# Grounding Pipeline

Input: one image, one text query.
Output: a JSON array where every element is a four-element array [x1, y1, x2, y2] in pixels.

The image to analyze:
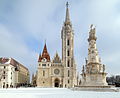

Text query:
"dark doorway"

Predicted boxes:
[[54, 78, 60, 87]]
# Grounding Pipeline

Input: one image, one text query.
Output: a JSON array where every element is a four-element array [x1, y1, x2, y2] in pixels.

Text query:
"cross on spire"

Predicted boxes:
[[66, 2, 69, 8]]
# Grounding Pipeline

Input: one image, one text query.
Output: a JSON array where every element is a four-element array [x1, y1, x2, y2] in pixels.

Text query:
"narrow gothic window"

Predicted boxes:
[[43, 71, 45, 76], [68, 70, 70, 77], [67, 39, 70, 46], [67, 60, 70, 67], [67, 50, 70, 56], [68, 80, 70, 84]]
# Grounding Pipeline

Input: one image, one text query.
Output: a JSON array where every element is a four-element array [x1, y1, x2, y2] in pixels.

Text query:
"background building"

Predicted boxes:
[[0, 57, 30, 88], [36, 2, 77, 88]]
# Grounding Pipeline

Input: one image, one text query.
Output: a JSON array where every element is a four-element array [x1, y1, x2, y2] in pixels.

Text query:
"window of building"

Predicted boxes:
[[11, 72, 12, 75], [67, 39, 70, 46], [68, 80, 70, 84], [4, 71, 5, 74], [42, 64, 46, 66], [3, 82, 5, 88], [4, 66, 6, 69], [67, 50, 70, 56], [43, 71, 45, 76], [4, 76, 5, 79], [67, 60, 70, 67], [68, 70, 70, 77]]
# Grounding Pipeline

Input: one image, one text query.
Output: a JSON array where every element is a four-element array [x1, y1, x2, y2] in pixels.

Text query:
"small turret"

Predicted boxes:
[[53, 52, 61, 63]]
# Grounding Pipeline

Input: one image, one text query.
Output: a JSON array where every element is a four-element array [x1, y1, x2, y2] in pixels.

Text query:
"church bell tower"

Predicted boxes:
[[61, 2, 77, 88]]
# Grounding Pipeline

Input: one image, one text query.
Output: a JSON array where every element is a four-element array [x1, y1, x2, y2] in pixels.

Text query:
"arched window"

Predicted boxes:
[[67, 60, 70, 67], [67, 50, 70, 56], [68, 80, 70, 84], [67, 39, 70, 46], [43, 70, 45, 76], [68, 70, 70, 77]]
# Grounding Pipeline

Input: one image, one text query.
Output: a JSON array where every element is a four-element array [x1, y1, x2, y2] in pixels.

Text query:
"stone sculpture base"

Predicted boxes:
[[72, 86, 119, 92], [81, 73, 108, 86]]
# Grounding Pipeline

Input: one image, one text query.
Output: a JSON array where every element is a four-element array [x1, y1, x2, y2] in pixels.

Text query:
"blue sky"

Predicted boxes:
[[0, 0, 120, 79]]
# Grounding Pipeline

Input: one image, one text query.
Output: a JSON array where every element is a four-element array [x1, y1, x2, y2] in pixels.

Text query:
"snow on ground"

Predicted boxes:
[[0, 88, 120, 98]]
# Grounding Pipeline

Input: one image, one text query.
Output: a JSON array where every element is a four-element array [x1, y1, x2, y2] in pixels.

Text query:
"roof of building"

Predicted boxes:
[[0, 57, 28, 71], [38, 43, 50, 62]]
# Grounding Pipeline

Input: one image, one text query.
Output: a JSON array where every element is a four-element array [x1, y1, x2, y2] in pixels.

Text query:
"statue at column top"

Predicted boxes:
[[88, 24, 97, 41]]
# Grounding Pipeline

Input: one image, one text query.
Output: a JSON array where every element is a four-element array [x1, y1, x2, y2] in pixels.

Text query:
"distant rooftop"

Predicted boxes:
[[0, 57, 28, 71]]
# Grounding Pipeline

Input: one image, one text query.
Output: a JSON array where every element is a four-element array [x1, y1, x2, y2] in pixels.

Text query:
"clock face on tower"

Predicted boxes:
[[54, 69, 60, 75]]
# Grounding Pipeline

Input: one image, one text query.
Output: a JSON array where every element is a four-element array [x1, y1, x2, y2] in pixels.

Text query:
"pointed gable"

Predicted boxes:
[[38, 43, 50, 62]]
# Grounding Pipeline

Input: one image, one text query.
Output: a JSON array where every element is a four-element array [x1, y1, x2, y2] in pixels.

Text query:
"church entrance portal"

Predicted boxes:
[[54, 78, 60, 87]]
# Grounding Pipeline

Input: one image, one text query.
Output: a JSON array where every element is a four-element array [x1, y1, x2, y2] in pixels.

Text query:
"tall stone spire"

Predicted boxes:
[[65, 2, 70, 23], [38, 42, 50, 62], [61, 2, 77, 88]]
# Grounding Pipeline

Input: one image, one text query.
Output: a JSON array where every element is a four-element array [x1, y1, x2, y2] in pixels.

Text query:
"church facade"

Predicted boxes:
[[36, 2, 77, 88]]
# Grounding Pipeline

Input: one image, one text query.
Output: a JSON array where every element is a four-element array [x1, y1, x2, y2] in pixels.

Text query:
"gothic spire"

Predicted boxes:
[[65, 2, 70, 23], [38, 53, 42, 62], [38, 42, 50, 62]]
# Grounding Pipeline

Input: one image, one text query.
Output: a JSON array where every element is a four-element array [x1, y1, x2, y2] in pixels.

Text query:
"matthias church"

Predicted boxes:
[[36, 2, 77, 88]]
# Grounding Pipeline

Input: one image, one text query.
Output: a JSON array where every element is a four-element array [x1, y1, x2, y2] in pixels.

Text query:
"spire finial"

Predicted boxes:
[[90, 24, 93, 29], [45, 39, 46, 44], [66, 2, 69, 8], [65, 2, 70, 22]]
